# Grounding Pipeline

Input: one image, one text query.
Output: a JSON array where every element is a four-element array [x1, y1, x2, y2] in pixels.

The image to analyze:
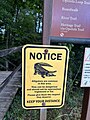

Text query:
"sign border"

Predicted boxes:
[[81, 48, 90, 87], [22, 44, 69, 109]]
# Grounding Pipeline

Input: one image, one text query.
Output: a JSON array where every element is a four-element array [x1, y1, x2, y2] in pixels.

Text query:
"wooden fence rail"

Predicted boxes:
[[0, 46, 22, 120], [0, 46, 22, 57]]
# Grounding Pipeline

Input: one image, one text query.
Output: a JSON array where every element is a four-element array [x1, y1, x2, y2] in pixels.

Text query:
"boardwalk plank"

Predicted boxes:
[[0, 71, 21, 120], [0, 112, 4, 120]]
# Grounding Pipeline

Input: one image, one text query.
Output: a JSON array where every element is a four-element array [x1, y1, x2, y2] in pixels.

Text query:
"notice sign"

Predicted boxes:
[[81, 48, 90, 87], [50, 0, 90, 38], [22, 45, 69, 109]]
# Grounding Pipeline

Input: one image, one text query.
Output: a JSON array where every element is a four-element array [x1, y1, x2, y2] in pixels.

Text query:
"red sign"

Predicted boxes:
[[50, 0, 90, 38]]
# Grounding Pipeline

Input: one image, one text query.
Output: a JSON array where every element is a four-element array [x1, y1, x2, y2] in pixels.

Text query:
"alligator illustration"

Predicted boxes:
[[34, 62, 57, 78]]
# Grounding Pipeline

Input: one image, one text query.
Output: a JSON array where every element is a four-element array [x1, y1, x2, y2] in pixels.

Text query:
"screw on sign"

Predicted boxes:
[[44, 49, 48, 54]]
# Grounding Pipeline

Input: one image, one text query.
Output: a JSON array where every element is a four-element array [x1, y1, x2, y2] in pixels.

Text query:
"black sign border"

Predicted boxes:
[[22, 45, 69, 109]]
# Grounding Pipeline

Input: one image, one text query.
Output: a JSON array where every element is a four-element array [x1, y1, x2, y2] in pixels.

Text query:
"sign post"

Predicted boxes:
[[40, 108, 47, 120], [41, 0, 53, 119], [80, 88, 90, 120]]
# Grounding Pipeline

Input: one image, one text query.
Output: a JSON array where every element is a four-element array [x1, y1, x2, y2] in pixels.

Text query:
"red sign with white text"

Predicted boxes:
[[50, 0, 90, 38]]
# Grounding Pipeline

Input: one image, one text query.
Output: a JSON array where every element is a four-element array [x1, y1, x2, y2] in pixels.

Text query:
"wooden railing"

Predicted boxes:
[[0, 46, 22, 120], [0, 46, 22, 91]]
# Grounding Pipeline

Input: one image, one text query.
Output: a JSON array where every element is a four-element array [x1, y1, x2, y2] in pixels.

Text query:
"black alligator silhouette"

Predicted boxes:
[[34, 62, 57, 78]]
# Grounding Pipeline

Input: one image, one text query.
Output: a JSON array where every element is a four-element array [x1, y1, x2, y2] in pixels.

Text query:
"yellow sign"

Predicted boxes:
[[22, 44, 69, 109]]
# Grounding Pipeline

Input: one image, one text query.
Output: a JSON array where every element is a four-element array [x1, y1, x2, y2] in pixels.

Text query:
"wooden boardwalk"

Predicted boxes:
[[0, 71, 21, 120]]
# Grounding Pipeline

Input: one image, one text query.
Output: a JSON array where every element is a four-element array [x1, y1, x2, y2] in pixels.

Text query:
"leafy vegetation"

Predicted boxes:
[[0, 0, 43, 48], [4, 87, 83, 120], [0, 0, 42, 70]]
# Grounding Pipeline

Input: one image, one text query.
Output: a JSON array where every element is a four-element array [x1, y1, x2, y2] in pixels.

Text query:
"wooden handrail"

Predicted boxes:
[[0, 46, 22, 92], [0, 46, 22, 57], [0, 64, 21, 92]]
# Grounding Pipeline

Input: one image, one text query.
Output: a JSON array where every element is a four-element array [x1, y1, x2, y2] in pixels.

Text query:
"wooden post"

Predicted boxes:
[[86, 90, 90, 120], [40, 109, 47, 120], [40, 0, 53, 119], [43, 0, 53, 44], [81, 88, 90, 120]]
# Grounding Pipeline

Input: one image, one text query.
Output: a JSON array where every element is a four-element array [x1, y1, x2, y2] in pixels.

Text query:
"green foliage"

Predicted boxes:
[[0, 0, 43, 49], [67, 44, 84, 88], [4, 89, 40, 120], [4, 88, 83, 120], [0, 0, 42, 70], [4, 91, 31, 120]]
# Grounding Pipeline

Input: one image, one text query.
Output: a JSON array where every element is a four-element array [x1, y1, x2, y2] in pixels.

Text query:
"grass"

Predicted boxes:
[[47, 88, 83, 120], [4, 88, 84, 120], [4, 90, 40, 120]]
